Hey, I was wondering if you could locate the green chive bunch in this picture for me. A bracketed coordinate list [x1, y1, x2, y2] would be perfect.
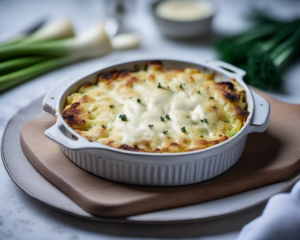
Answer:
[215, 9, 300, 90]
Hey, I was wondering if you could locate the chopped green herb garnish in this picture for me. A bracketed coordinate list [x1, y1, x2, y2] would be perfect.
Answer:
[201, 135, 203, 138]
[197, 91, 200, 94]
[161, 116, 165, 121]
[187, 116, 190, 118]
[148, 124, 154, 129]
[143, 79, 146, 82]
[181, 127, 186, 133]
[109, 105, 114, 108]
[165, 114, 171, 120]
[179, 83, 183, 89]
[157, 82, 162, 88]
[102, 125, 106, 129]
[137, 98, 141, 103]
[163, 130, 168, 134]
[201, 119, 208, 123]
[119, 114, 127, 121]
[209, 96, 214, 99]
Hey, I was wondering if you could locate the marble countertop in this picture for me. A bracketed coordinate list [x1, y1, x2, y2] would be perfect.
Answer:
[1, 0, 300, 239]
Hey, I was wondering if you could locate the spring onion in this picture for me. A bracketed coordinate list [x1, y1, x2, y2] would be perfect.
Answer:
[0, 23, 111, 61]
[0, 57, 48, 76]
[246, 26, 300, 89]
[0, 56, 74, 92]
[0, 24, 112, 93]
[215, 10, 300, 90]
[0, 19, 75, 47]
[111, 33, 140, 50]
[0, 18, 140, 93]
[21, 19, 74, 44]
[216, 23, 284, 66]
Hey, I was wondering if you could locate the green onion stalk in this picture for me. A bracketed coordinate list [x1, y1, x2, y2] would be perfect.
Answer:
[215, 23, 285, 65]
[245, 26, 300, 90]
[215, 11, 300, 90]
[0, 57, 48, 76]
[0, 56, 73, 92]
[0, 23, 112, 93]
[0, 19, 75, 47]
[0, 23, 111, 62]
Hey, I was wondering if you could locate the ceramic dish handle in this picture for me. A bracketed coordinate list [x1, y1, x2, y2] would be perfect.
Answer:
[45, 120, 106, 150]
[208, 60, 246, 80]
[43, 75, 80, 116]
[247, 91, 270, 134]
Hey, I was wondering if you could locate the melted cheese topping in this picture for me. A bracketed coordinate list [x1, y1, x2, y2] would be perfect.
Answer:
[63, 61, 249, 153]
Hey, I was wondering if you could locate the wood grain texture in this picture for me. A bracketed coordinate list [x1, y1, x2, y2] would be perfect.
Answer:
[20, 90, 300, 217]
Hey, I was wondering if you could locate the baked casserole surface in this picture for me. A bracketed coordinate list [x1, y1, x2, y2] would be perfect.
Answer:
[63, 61, 249, 153]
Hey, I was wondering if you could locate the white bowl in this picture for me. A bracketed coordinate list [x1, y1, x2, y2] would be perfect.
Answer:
[151, 0, 215, 39]
[43, 59, 270, 186]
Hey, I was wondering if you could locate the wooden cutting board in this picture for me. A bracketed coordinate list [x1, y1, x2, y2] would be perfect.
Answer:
[20, 90, 300, 217]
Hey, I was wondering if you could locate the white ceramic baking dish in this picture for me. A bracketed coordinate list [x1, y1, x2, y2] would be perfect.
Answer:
[43, 59, 270, 186]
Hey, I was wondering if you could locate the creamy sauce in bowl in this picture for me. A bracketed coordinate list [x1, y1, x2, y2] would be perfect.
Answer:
[155, 0, 213, 22]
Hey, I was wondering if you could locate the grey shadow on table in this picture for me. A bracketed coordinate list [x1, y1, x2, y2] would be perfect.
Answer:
[160, 28, 218, 48]
[11, 188, 266, 238]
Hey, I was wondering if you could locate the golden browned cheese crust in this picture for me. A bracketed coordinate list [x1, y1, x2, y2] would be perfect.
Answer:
[63, 61, 249, 153]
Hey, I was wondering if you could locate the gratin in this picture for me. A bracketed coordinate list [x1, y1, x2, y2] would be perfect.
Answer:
[62, 61, 249, 153]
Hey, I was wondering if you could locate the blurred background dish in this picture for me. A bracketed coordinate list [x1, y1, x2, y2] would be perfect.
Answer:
[151, 0, 215, 39]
